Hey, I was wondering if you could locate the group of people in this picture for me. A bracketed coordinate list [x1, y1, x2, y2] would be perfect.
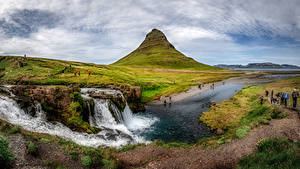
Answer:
[262, 89, 299, 108]
[198, 82, 225, 90]
[73, 70, 92, 76]
[198, 84, 204, 89]
[157, 96, 172, 106]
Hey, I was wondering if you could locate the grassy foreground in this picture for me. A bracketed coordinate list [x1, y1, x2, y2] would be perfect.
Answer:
[0, 56, 241, 102]
[238, 138, 300, 169]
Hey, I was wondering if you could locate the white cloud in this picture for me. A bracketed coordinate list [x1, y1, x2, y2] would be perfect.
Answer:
[0, 0, 299, 65]
[164, 26, 231, 43]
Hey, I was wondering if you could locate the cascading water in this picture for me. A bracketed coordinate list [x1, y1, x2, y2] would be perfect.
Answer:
[0, 87, 158, 147]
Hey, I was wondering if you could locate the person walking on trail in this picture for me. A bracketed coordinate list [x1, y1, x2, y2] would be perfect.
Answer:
[169, 96, 172, 103]
[198, 84, 202, 89]
[283, 92, 290, 107]
[292, 89, 299, 108]
[24, 54, 26, 58]
[157, 96, 161, 101]
[74, 70, 77, 76]
[88, 70, 91, 76]
[265, 90, 269, 97]
[78, 70, 80, 76]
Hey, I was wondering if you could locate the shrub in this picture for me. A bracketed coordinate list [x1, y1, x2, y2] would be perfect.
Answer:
[0, 136, 14, 167]
[236, 126, 250, 139]
[81, 156, 92, 167]
[27, 141, 37, 155]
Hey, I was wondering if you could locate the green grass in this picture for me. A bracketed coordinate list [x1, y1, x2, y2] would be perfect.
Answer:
[118, 143, 145, 152]
[235, 126, 251, 139]
[0, 135, 15, 168]
[0, 56, 241, 102]
[113, 44, 221, 71]
[27, 141, 37, 156]
[81, 156, 92, 167]
[238, 138, 300, 169]
[69, 150, 79, 160]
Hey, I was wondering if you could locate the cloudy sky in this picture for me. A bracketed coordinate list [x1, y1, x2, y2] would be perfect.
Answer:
[0, 0, 300, 66]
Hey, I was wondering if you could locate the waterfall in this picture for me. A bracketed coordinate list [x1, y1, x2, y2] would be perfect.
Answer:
[0, 87, 158, 147]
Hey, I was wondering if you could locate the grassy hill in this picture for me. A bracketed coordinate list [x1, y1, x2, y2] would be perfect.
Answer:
[112, 29, 221, 71]
[0, 56, 241, 102]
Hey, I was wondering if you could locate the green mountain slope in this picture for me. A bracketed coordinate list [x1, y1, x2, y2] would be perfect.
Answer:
[112, 29, 221, 71]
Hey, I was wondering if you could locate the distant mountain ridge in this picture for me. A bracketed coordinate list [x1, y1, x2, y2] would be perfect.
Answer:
[215, 62, 300, 69]
[112, 29, 221, 71]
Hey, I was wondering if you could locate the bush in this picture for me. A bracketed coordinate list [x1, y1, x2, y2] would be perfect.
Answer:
[0, 136, 14, 167]
[27, 141, 37, 156]
[81, 156, 92, 167]
[238, 138, 300, 169]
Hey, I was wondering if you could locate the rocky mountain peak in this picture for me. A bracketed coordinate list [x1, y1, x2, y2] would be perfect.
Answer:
[137, 28, 174, 50]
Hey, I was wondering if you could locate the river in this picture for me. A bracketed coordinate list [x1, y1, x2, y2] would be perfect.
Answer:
[132, 74, 300, 143]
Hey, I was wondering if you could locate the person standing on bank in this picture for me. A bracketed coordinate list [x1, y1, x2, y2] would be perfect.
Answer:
[271, 90, 274, 104]
[292, 89, 299, 108]
[265, 90, 269, 97]
[283, 92, 290, 107]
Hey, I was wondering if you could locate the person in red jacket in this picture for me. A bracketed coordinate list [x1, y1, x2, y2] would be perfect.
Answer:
[88, 70, 91, 76]
[78, 70, 81, 76]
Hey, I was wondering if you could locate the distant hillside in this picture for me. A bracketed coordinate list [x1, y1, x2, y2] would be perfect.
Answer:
[112, 29, 221, 71]
[215, 62, 300, 69]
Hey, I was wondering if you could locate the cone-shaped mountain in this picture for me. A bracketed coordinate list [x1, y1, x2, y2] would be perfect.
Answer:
[113, 29, 220, 70]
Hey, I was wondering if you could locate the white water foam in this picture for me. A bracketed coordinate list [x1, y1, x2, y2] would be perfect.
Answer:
[0, 88, 158, 148]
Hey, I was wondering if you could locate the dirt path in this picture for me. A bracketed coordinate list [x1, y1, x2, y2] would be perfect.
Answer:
[116, 107, 300, 169]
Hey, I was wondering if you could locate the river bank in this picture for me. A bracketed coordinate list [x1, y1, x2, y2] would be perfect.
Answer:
[149, 73, 299, 105]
